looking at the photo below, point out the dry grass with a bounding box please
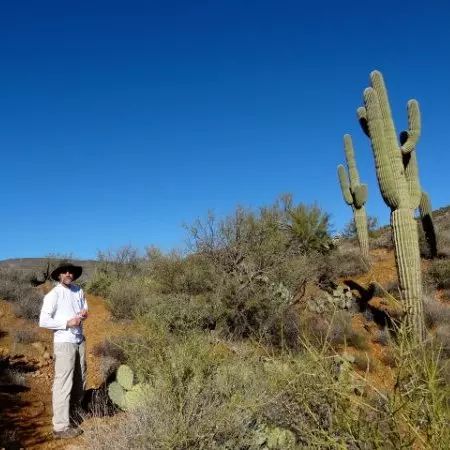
[423,295,450,328]
[426,259,450,289]
[83,321,450,449]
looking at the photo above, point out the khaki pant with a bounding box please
[52,341,87,432]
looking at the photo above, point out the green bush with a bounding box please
[146,247,216,296]
[182,199,334,343]
[85,271,114,297]
[105,278,149,320]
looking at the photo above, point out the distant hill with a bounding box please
[0,258,97,282]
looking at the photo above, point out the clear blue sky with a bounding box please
[0,1,449,260]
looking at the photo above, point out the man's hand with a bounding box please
[79,309,88,320]
[67,316,82,328]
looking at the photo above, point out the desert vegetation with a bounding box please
[78,190,450,449]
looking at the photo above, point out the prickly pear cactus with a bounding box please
[337,134,370,260]
[308,286,354,313]
[125,383,149,410]
[108,381,127,410]
[357,70,425,340]
[116,364,134,390]
[108,365,151,411]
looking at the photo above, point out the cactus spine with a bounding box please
[337,134,370,260]
[358,71,425,340]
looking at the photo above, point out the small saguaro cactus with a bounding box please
[337,134,370,260]
[357,70,425,340]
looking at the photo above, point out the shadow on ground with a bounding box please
[0,355,40,449]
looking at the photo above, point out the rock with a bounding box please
[43,351,51,360]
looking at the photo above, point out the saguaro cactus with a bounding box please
[419,191,438,258]
[357,71,425,340]
[337,134,370,260]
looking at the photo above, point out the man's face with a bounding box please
[59,271,74,286]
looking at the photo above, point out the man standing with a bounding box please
[39,262,88,440]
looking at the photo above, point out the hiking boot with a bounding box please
[53,426,83,440]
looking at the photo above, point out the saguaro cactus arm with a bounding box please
[419,191,438,258]
[399,100,422,209]
[353,184,368,209]
[337,165,353,205]
[343,134,360,186]
[400,100,421,154]
[357,107,370,137]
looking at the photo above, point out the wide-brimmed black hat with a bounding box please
[51,263,83,282]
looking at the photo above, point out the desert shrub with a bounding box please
[370,227,393,250]
[327,311,369,350]
[13,289,43,320]
[92,339,126,362]
[281,197,334,253]
[426,259,450,289]
[437,229,450,259]
[105,278,149,320]
[329,246,369,278]
[12,328,38,344]
[86,246,146,298]
[96,246,146,279]
[423,295,450,328]
[85,324,450,449]
[0,268,31,301]
[183,200,333,344]
[434,326,450,359]
[144,293,217,335]
[85,272,114,297]
[146,247,216,296]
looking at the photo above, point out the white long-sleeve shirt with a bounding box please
[39,283,88,344]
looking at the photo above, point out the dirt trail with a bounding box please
[0,293,130,449]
